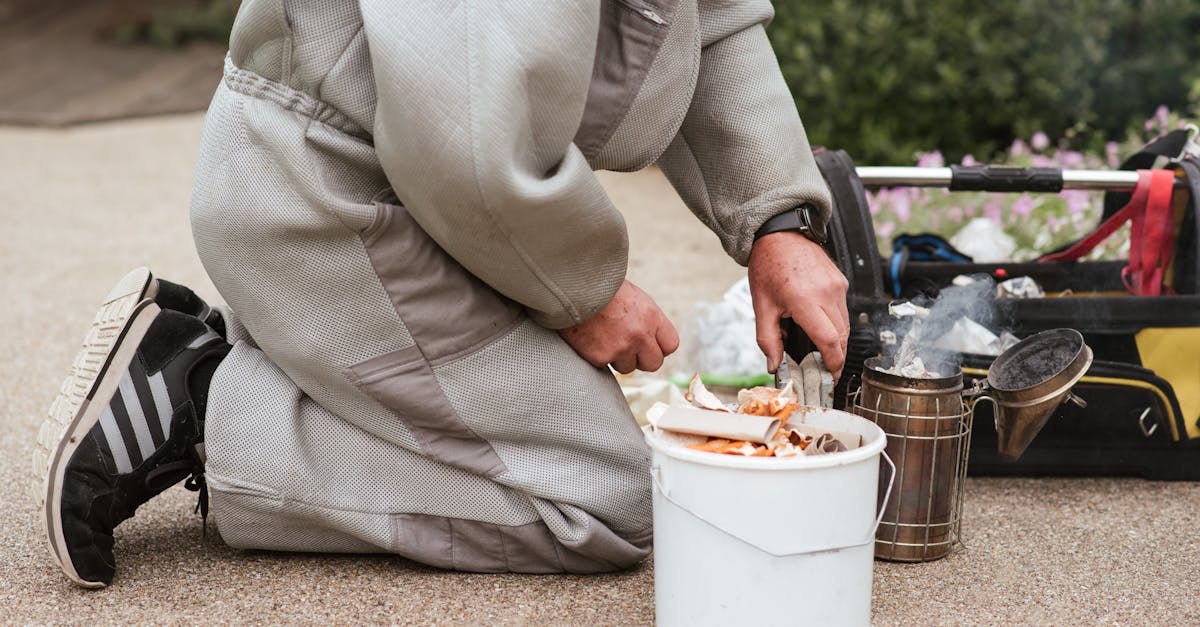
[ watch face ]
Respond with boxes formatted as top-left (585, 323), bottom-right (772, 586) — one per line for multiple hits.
top-left (801, 205), bottom-right (828, 245)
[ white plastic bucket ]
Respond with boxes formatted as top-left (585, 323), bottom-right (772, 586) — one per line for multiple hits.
top-left (645, 408), bottom-right (893, 627)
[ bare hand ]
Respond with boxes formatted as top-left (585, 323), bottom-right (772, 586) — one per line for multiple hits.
top-left (559, 280), bottom-right (680, 374)
top-left (748, 231), bottom-right (850, 377)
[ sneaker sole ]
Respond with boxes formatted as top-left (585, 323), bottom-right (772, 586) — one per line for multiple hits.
top-left (32, 267), bottom-right (159, 588)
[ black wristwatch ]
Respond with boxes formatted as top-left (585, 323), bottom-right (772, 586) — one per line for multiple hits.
top-left (753, 204), bottom-right (828, 246)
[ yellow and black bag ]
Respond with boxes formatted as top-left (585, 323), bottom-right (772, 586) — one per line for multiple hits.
top-left (793, 145), bottom-right (1200, 480)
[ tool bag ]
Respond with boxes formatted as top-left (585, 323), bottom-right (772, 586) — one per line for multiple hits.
top-left (785, 145), bottom-right (1200, 480)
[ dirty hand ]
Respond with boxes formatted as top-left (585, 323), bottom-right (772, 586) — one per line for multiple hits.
top-left (559, 280), bottom-right (680, 374)
top-left (748, 231), bottom-right (850, 378)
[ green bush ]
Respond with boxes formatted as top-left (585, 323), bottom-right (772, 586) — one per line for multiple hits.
top-left (109, 0), bottom-right (239, 49)
top-left (768, 0), bottom-right (1200, 164)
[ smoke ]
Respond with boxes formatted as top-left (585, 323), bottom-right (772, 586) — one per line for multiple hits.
top-left (879, 274), bottom-right (1016, 377)
top-left (920, 276), bottom-right (1001, 341)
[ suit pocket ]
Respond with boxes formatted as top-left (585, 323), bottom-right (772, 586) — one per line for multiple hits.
top-left (345, 345), bottom-right (507, 477)
top-left (359, 200), bottom-right (523, 364)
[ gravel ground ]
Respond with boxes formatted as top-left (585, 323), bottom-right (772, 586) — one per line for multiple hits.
top-left (2, 114), bottom-right (1198, 624)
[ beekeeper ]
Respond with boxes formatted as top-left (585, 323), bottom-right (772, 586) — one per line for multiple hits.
top-left (39, 0), bottom-right (849, 587)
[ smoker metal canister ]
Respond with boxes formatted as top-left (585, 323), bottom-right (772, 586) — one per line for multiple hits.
top-left (981, 328), bottom-right (1094, 462)
top-left (855, 356), bottom-right (971, 562)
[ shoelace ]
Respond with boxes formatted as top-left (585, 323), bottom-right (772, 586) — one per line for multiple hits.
top-left (144, 460), bottom-right (209, 536)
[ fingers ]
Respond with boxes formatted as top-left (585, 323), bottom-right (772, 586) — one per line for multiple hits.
top-left (655, 313), bottom-right (681, 357)
top-left (613, 331), bottom-right (668, 374)
top-left (631, 315), bottom-right (677, 373)
top-left (611, 352), bottom-right (637, 375)
top-left (834, 288), bottom-right (850, 339)
top-left (747, 232), bottom-right (851, 380)
top-left (813, 263), bottom-right (851, 340)
top-left (635, 340), bottom-right (665, 373)
top-left (790, 303), bottom-right (845, 375)
top-left (754, 306), bottom-right (785, 374)
top-left (817, 299), bottom-right (850, 380)
top-left (829, 274), bottom-right (851, 380)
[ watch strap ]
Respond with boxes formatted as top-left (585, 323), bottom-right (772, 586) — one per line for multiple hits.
top-left (753, 204), bottom-right (827, 245)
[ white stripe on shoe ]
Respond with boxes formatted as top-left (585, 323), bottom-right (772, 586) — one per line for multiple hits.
top-left (187, 329), bottom-right (221, 349)
top-left (147, 371), bottom-right (174, 440)
top-left (98, 406), bottom-right (134, 474)
top-left (118, 371), bottom-right (156, 462)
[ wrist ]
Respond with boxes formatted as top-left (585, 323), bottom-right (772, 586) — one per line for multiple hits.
top-left (753, 204), bottom-right (828, 246)
top-left (750, 229), bottom-right (822, 257)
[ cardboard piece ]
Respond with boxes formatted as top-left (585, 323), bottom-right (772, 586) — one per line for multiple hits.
top-left (653, 406), bottom-right (781, 444)
top-left (787, 422), bottom-right (863, 451)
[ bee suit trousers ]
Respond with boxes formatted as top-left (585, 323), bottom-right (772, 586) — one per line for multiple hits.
top-left (191, 0), bottom-right (832, 572)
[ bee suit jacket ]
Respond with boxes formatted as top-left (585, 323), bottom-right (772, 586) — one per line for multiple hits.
top-left (191, 0), bottom-right (831, 571)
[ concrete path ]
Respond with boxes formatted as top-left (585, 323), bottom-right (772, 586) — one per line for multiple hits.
top-left (0, 0), bottom-right (225, 126)
top-left (1, 115), bottom-right (1197, 624)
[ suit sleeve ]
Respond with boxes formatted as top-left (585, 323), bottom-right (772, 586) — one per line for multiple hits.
top-left (657, 0), bottom-right (832, 266)
top-left (359, 1), bottom-right (627, 329)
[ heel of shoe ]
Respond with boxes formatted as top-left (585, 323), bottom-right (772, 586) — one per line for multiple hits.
top-left (34, 292), bottom-right (162, 588)
top-left (101, 267), bottom-right (155, 306)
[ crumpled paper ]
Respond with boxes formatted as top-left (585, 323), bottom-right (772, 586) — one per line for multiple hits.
top-left (888, 301), bottom-right (931, 318)
top-left (646, 376), bottom-right (860, 458)
top-left (778, 352), bottom-right (835, 408)
top-left (881, 356), bottom-right (942, 378)
top-left (620, 373), bottom-right (689, 426)
top-left (679, 277), bottom-right (766, 380)
top-left (929, 316), bottom-right (1020, 356)
top-left (997, 276), bottom-right (1045, 299)
top-left (950, 217), bottom-right (1016, 263)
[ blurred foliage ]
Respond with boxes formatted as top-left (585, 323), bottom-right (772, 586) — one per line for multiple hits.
top-left (769, 0), bottom-right (1200, 164)
top-left (109, 0), bottom-right (239, 49)
top-left (103, 0), bottom-right (1200, 167)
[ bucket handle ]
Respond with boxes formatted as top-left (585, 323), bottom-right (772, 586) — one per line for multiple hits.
top-left (652, 450), bottom-right (897, 558)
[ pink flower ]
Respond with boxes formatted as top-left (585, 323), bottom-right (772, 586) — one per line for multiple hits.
top-left (961, 154), bottom-right (978, 166)
top-left (877, 221), bottom-right (896, 239)
top-left (1009, 139), bottom-right (1027, 158)
top-left (892, 191), bottom-right (912, 222)
top-left (1060, 190), bottom-right (1091, 214)
top-left (1031, 131), bottom-right (1050, 151)
top-left (1055, 150), bottom-right (1085, 169)
top-left (984, 200), bottom-right (1003, 225)
top-left (947, 206), bottom-right (964, 224)
top-left (1156, 105), bottom-right (1170, 129)
top-left (916, 151), bottom-right (944, 168)
top-left (1011, 194), bottom-right (1037, 218)
top-left (1105, 142), bottom-right (1121, 169)
top-left (867, 190), bottom-right (883, 215)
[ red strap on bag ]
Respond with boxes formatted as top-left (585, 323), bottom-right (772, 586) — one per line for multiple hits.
top-left (1039, 169), bottom-right (1177, 296)
top-left (1127, 169), bottom-right (1176, 295)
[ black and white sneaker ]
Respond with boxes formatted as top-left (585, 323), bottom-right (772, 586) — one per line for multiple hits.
top-left (65, 266), bottom-right (225, 337)
top-left (32, 269), bottom-right (229, 588)
top-left (151, 274), bottom-right (226, 339)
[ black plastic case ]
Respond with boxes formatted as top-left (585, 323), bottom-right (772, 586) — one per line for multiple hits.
top-left (785, 149), bottom-right (1200, 480)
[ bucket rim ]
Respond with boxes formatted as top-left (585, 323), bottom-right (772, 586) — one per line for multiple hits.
top-left (642, 408), bottom-right (887, 470)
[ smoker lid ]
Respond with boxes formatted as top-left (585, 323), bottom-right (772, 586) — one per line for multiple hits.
top-left (987, 328), bottom-right (1087, 392)
top-left (985, 328), bottom-right (1093, 462)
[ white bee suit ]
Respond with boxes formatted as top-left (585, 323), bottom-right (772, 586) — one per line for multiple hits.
top-left (191, 0), bottom-right (831, 571)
